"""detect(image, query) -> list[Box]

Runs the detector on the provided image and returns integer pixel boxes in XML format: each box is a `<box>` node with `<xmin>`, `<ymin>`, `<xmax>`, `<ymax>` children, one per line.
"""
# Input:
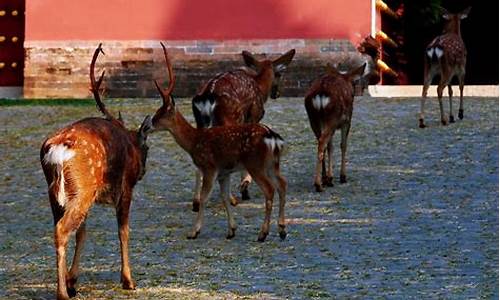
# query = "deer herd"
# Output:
<box><xmin>40</xmin><ymin>7</ymin><xmax>470</xmax><ymax>300</ymax></box>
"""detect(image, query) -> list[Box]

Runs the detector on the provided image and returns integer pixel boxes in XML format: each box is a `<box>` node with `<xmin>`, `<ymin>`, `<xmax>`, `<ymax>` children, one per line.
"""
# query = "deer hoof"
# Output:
<box><xmin>322</xmin><ymin>176</ymin><xmax>334</xmax><ymax>187</ymax></box>
<box><xmin>121</xmin><ymin>278</ymin><xmax>136</xmax><ymax>290</ymax></box>
<box><xmin>279</xmin><ymin>229</ymin><xmax>287</xmax><ymax>241</ymax></box>
<box><xmin>187</xmin><ymin>231</ymin><xmax>199</xmax><ymax>240</ymax></box>
<box><xmin>314</xmin><ymin>183</ymin><xmax>323</xmax><ymax>192</ymax></box>
<box><xmin>449</xmin><ymin>115</ymin><xmax>455</xmax><ymax>123</ymax></box>
<box><xmin>257</xmin><ymin>232</ymin><xmax>268</xmax><ymax>242</ymax></box>
<box><xmin>340</xmin><ymin>175</ymin><xmax>347</xmax><ymax>184</ymax></box>
<box><xmin>441</xmin><ymin>119</ymin><xmax>448</xmax><ymax>126</ymax></box>
<box><xmin>241</xmin><ymin>189</ymin><xmax>251</xmax><ymax>201</ymax></box>
<box><xmin>192</xmin><ymin>200</ymin><xmax>200</xmax><ymax>212</ymax></box>
<box><xmin>226</xmin><ymin>228</ymin><xmax>236</xmax><ymax>239</ymax></box>
<box><xmin>229</xmin><ymin>195</ymin><xmax>238</xmax><ymax>207</ymax></box>
<box><xmin>66</xmin><ymin>287</ymin><xmax>77</xmax><ymax>298</ymax></box>
<box><xmin>458</xmin><ymin>109</ymin><xmax>464</xmax><ymax>120</ymax></box>
<box><xmin>419</xmin><ymin>119</ymin><xmax>426</xmax><ymax>128</ymax></box>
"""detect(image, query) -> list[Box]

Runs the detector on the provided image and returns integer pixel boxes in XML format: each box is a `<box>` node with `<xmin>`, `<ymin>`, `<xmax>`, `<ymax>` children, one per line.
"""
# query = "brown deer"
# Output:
<box><xmin>305</xmin><ymin>63</ymin><xmax>366</xmax><ymax>192</ymax></box>
<box><xmin>419</xmin><ymin>6</ymin><xmax>471</xmax><ymax>128</ymax></box>
<box><xmin>191</xmin><ymin>48</ymin><xmax>295</xmax><ymax>204</ymax></box>
<box><xmin>40</xmin><ymin>44</ymin><xmax>152</xmax><ymax>300</ymax></box>
<box><xmin>150</xmin><ymin>43</ymin><xmax>287</xmax><ymax>242</ymax></box>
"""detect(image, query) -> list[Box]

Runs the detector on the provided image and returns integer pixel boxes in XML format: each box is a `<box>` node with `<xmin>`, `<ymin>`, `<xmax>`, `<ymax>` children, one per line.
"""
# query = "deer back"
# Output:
<box><xmin>41</xmin><ymin>118</ymin><xmax>145</xmax><ymax>207</ymax></box>
<box><xmin>192</xmin><ymin>69</ymin><xmax>266</xmax><ymax>128</ymax></box>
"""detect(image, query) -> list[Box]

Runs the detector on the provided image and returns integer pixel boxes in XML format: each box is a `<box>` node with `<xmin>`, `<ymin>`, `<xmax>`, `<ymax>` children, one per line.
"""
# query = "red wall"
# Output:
<box><xmin>26</xmin><ymin>0</ymin><xmax>370</xmax><ymax>43</ymax></box>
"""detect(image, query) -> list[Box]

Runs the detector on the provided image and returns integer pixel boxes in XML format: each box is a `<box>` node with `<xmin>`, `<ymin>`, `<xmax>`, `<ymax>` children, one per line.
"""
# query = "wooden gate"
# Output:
<box><xmin>0</xmin><ymin>0</ymin><xmax>24</xmax><ymax>87</ymax></box>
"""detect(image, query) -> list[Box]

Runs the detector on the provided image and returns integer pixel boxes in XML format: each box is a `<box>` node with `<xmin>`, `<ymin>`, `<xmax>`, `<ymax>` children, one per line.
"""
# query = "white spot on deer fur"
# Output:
<box><xmin>312</xmin><ymin>95</ymin><xmax>330</xmax><ymax>110</ymax></box>
<box><xmin>71</xmin><ymin>128</ymin><xmax>76</xmax><ymax>132</ymax></box>
<box><xmin>82</xmin><ymin>140</ymin><xmax>88</xmax><ymax>146</ymax></box>
<box><xmin>97</xmin><ymin>161</ymin><xmax>102</xmax><ymax>168</ymax></box>
<box><xmin>90</xmin><ymin>167</ymin><xmax>95</xmax><ymax>175</ymax></box>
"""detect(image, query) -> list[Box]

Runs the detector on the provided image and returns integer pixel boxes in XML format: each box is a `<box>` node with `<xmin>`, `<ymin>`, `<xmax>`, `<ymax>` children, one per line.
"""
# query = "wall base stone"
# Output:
<box><xmin>24</xmin><ymin>39</ymin><xmax>366</xmax><ymax>99</ymax></box>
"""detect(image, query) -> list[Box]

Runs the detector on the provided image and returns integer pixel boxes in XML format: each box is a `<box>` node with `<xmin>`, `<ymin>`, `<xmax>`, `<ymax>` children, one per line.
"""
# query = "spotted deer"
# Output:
<box><xmin>150</xmin><ymin>43</ymin><xmax>287</xmax><ymax>242</ymax></box>
<box><xmin>419</xmin><ymin>6</ymin><xmax>471</xmax><ymax>128</ymax></box>
<box><xmin>40</xmin><ymin>44</ymin><xmax>152</xmax><ymax>300</ymax></box>
<box><xmin>305</xmin><ymin>63</ymin><xmax>366</xmax><ymax>192</ymax></box>
<box><xmin>191</xmin><ymin>48</ymin><xmax>295</xmax><ymax>204</ymax></box>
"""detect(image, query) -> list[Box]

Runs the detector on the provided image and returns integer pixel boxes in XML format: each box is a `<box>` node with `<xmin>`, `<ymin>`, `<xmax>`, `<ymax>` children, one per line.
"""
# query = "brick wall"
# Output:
<box><xmin>24</xmin><ymin>39</ymin><xmax>370</xmax><ymax>98</ymax></box>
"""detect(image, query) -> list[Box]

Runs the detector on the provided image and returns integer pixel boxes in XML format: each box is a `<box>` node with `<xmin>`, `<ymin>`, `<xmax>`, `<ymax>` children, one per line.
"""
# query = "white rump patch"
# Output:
<box><xmin>312</xmin><ymin>95</ymin><xmax>330</xmax><ymax>110</ymax></box>
<box><xmin>194</xmin><ymin>100</ymin><xmax>216</xmax><ymax>116</ymax></box>
<box><xmin>434</xmin><ymin>48</ymin><xmax>443</xmax><ymax>58</ymax></box>
<box><xmin>264</xmin><ymin>138</ymin><xmax>276</xmax><ymax>151</ymax></box>
<box><xmin>426</xmin><ymin>48</ymin><xmax>434</xmax><ymax>58</ymax></box>
<box><xmin>44</xmin><ymin>144</ymin><xmax>75</xmax><ymax>165</ymax></box>
<box><xmin>264</xmin><ymin>137</ymin><xmax>284</xmax><ymax>152</ymax></box>
<box><xmin>44</xmin><ymin>144</ymin><xmax>75</xmax><ymax>207</ymax></box>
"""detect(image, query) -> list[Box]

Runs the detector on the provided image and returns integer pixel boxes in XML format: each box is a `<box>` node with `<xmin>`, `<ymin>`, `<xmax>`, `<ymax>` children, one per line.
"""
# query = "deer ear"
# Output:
<box><xmin>460</xmin><ymin>6</ymin><xmax>471</xmax><ymax>19</ymax></box>
<box><xmin>273</xmin><ymin>49</ymin><xmax>296</xmax><ymax>72</ymax></box>
<box><xmin>439</xmin><ymin>6</ymin><xmax>452</xmax><ymax>20</ymax></box>
<box><xmin>242</xmin><ymin>51</ymin><xmax>260</xmax><ymax>69</ymax></box>
<box><xmin>138</xmin><ymin>115</ymin><xmax>153</xmax><ymax>138</ymax></box>
<box><xmin>347</xmin><ymin>63</ymin><xmax>366</xmax><ymax>81</ymax></box>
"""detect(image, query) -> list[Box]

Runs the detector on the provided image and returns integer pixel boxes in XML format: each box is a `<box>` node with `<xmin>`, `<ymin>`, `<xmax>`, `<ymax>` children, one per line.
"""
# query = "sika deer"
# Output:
<box><xmin>305</xmin><ymin>63</ymin><xmax>366</xmax><ymax>192</ymax></box>
<box><xmin>420</xmin><ymin>6</ymin><xmax>471</xmax><ymax>128</ymax></box>
<box><xmin>150</xmin><ymin>43</ymin><xmax>287</xmax><ymax>241</ymax></box>
<box><xmin>191</xmin><ymin>49</ymin><xmax>295</xmax><ymax>203</ymax></box>
<box><xmin>40</xmin><ymin>44</ymin><xmax>152</xmax><ymax>300</ymax></box>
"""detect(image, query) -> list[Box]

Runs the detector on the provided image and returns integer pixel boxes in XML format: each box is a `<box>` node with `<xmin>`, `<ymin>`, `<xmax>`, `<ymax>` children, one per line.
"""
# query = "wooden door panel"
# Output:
<box><xmin>0</xmin><ymin>0</ymin><xmax>25</xmax><ymax>86</ymax></box>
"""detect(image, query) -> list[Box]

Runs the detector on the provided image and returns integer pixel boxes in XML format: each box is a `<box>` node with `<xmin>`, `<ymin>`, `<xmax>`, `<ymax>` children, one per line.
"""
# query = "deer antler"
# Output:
<box><xmin>154</xmin><ymin>42</ymin><xmax>175</xmax><ymax>101</ymax></box>
<box><xmin>90</xmin><ymin>43</ymin><xmax>116</xmax><ymax>121</ymax></box>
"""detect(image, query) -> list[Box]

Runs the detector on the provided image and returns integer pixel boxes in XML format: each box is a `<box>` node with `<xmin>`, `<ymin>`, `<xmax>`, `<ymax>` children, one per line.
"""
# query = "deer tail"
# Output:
<box><xmin>42</xmin><ymin>144</ymin><xmax>75</xmax><ymax>208</ymax></box>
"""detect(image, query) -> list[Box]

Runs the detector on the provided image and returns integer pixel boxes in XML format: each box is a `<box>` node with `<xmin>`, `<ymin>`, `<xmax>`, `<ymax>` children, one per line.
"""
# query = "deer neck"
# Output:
<box><xmin>169</xmin><ymin>111</ymin><xmax>199</xmax><ymax>153</ymax></box>
<box><xmin>255</xmin><ymin>67</ymin><xmax>274</xmax><ymax>99</ymax></box>
<box><xmin>444</xmin><ymin>19</ymin><xmax>461</xmax><ymax>37</ymax></box>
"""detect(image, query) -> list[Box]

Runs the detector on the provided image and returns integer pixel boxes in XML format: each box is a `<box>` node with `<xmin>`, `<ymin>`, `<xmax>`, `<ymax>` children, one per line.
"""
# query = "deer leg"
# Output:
<box><xmin>314</xmin><ymin>129</ymin><xmax>333</xmax><ymax>192</ymax></box>
<box><xmin>116</xmin><ymin>191</ymin><xmax>135</xmax><ymax>290</ymax></box>
<box><xmin>249</xmin><ymin>170</ymin><xmax>275</xmax><ymax>242</ymax></box>
<box><xmin>66</xmin><ymin>221</ymin><xmax>87</xmax><ymax>297</ymax></box>
<box><xmin>448</xmin><ymin>85</ymin><xmax>455</xmax><ymax>123</ymax></box>
<box><xmin>458</xmin><ymin>74</ymin><xmax>465</xmax><ymax>119</ymax></box>
<box><xmin>54</xmin><ymin>209</ymin><xmax>86</xmax><ymax>300</ymax></box>
<box><xmin>219</xmin><ymin>175</ymin><xmax>237</xmax><ymax>239</ymax></box>
<box><xmin>323</xmin><ymin>134</ymin><xmax>335</xmax><ymax>187</ymax></box>
<box><xmin>188</xmin><ymin>170</ymin><xmax>216</xmax><ymax>239</ymax></box>
<box><xmin>239</xmin><ymin>171</ymin><xmax>252</xmax><ymax>201</ymax></box>
<box><xmin>437</xmin><ymin>83</ymin><xmax>447</xmax><ymax>125</ymax></box>
<box><xmin>420</xmin><ymin>71</ymin><xmax>433</xmax><ymax>128</ymax></box>
<box><xmin>192</xmin><ymin>169</ymin><xmax>203</xmax><ymax>212</ymax></box>
<box><xmin>340</xmin><ymin>123</ymin><xmax>351</xmax><ymax>183</ymax></box>
<box><xmin>273</xmin><ymin>159</ymin><xmax>287</xmax><ymax>240</ymax></box>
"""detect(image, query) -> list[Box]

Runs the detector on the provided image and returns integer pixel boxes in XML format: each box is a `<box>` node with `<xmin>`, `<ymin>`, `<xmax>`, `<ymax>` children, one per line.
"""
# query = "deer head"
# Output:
<box><xmin>326</xmin><ymin>63</ymin><xmax>366</xmax><ymax>90</ymax></box>
<box><xmin>440</xmin><ymin>6</ymin><xmax>471</xmax><ymax>35</ymax></box>
<box><xmin>90</xmin><ymin>43</ymin><xmax>152</xmax><ymax>180</ymax></box>
<box><xmin>151</xmin><ymin>42</ymin><xmax>177</xmax><ymax>132</ymax></box>
<box><xmin>242</xmin><ymin>49</ymin><xmax>296</xmax><ymax>99</ymax></box>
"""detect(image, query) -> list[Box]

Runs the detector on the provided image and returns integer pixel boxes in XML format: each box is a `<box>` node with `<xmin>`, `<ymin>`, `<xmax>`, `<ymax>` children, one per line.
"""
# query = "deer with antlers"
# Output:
<box><xmin>40</xmin><ymin>44</ymin><xmax>152</xmax><ymax>300</ymax></box>
<box><xmin>419</xmin><ymin>6</ymin><xmax>471</xmax><ymax>128</ymax></box>
<box><xmin>191</xmin><ymin>48</ymin><xmax>295</xmax><ymax>205</ymax></box>
<box><xmin>305</xmin><ymin>63</ymin><xmax>366</xmax><ymax>192</ymax></box>
<box><xmin>150</xmin><ymin>43</ymin><xmax>287</xmax><ymax>242</ymax></box>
